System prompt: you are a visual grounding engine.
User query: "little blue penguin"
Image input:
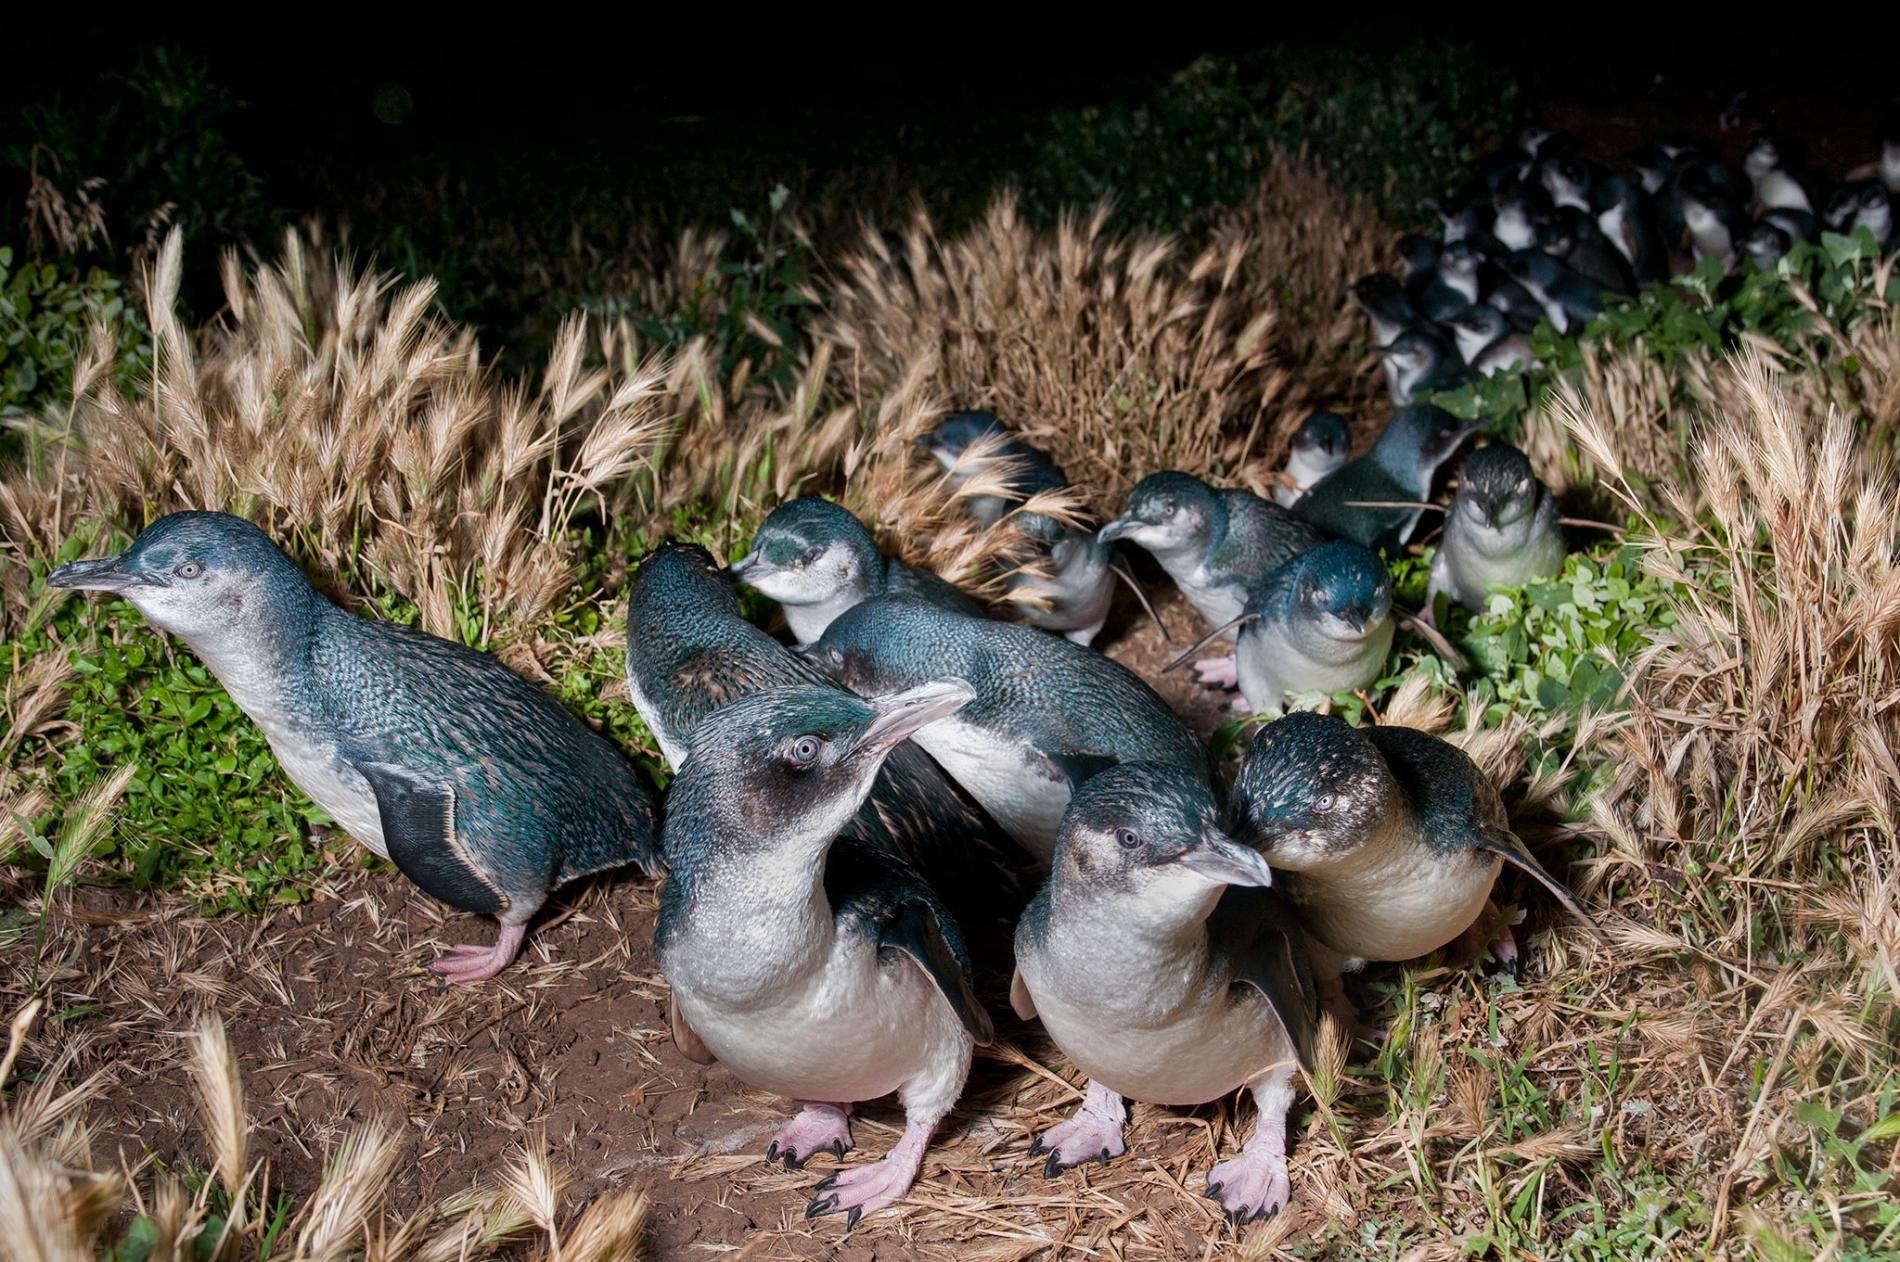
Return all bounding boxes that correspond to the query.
[1100,471,1323,686]
[1001,510,1120,647]
[1294,405,1480,554]
[918,409,1067,526]
[1427,445,1565,613]
[656,680,992,1226]
[1218,541,1395,720]
[1274,412,1351,508]
[1379,329,1465,404]
[1446,305,1535,378]
[1230,713,1603,1027]
[1011,763,1317,1225]
[49,511,659,983]
[730,497,982,644]
[803,595,1207,862]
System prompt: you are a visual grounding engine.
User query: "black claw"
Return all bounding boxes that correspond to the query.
[766,1141,780,1164]
[1043,1151,1065,1180]
[831,1139,846,1160]
[1027,1137,1046,1157]
[1205,1182,1224,1202]
[1098,1148,1112,1167]
[845,1207,863,1231]
[784,1149,807,1171]
[813,1172,841,1193]
[806,1195,835,1219]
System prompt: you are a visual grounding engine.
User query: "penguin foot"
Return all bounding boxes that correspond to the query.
[805,1118,933,1229]
[1027,1079,1128,1177]
[1488,922,1522,979]
[1204,1147,1291,1227]
[429,922,528,985]
[767,1102,853,1170]
[1190,654,1239,689]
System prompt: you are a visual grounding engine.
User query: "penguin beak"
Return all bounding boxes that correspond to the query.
[1342,606,1367,635]
[1177,825,1274,888]
[856,678,974,756]
[47,554,151,592]
[1096,517,1139,545]
[727,552,763,585]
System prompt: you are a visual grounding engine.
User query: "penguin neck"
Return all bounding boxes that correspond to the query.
[668,808,841,1007]
[1044,872,1221,989]
[163,583,331,715]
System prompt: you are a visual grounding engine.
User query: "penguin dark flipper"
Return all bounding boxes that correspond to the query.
[1211,890,1320,1073]
[880,897,995,1046]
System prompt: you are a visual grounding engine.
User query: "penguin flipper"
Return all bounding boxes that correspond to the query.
[881,898,996,1046]
[351,760,507,917]
[1043,750,1118,791]
[1212,888,1320,1073]
[1009,967,1037,1020]
[669,991,718,1065]
[1471,831,1607,941]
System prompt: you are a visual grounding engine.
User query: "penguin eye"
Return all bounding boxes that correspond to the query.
[1311,793,1338,817]
[174,561,205,580]
[1114,827,1140,850]
[1160,503,1177,520]
[786,735,824,767]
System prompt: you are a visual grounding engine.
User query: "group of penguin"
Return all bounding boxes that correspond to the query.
[1357,120,1900,405]
[49,380,1603,1230]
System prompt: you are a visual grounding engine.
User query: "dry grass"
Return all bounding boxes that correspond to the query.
[813,168,1381,515]
[0,228,673,643]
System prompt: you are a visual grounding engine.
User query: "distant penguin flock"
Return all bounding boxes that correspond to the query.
[61,108,1895,1237]
[1356,121,1900,403]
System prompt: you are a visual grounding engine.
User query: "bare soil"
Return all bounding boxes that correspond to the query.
[5,591,1338,1260]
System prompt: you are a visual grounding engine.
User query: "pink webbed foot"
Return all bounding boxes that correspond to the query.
[805,1118,934,1229]
[429,922,528,984]
[1453,899,1520,977]
[1192,653,1239,689]
[767,1102,853,1170]
[1205,1073,1295,1226]
[1028,1078,1128,1176]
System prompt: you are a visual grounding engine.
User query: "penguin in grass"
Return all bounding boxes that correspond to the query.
[50,511,658,983]
[1426,444,1565,614]
[1293,405,1480,556]
[803,594,1206,863]
[1230,713,1604,1031]
[1163,540,1394,720]
[656,680,992,1227]
[729,497,982,644]
[1100,471,1323,687]
[1274,412,1351,509]
[1011,762,1318,1225]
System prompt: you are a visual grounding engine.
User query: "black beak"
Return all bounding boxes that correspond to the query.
[1176,823,1275,888]
[1095,517,1141,545]
[1343,607,1367,635]
[47,554,150,593]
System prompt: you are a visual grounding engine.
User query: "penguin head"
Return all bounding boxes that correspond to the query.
[1630,144,1675,195]
[1394,234,1440,280]
[1052,762,1273,903]
[1744,133,1785,182]
[918,409,1005,470]
[678,680,974,851]
[1230,712,1394,870]
[47,511,315,645]
[629,543,741,620]
[1447,303,1509,344]
[803,596,960,699]
[1437,240,1480,285]
[1503,248,1563,290]
[1454,444,1542,532]
[1348,273,1411,322]
[1743,222,1792,273]
[1591,176,1639,216]
[1292,411,1349,464]
[1378,331,1443,377]
[1283,541,1391,641]
[729,497,878,610]
[1097,471,1217,556]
